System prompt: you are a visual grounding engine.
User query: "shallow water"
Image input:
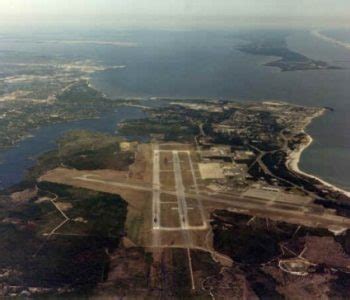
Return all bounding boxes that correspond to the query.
[0,107,146,189]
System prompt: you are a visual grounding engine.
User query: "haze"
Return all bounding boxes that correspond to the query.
[1,0,350,29]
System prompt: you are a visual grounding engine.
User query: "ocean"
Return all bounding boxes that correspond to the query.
[91,29,350,191]
[1,28,350,190]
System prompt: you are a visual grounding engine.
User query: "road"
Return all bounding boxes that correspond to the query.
[249,130,320,198]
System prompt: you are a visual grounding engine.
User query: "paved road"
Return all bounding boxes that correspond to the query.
[249,139,316,198]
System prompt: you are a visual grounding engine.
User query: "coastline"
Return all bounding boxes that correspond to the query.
[311,30,350,51]
[286,109,350,198]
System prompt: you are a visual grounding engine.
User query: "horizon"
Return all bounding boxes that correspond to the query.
[1,0,350,31]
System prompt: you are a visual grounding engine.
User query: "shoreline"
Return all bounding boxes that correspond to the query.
[311,30,350,51]
[286,109,350,198]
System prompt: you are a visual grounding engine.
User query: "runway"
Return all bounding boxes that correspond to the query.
[172,150,190,229]
[152,145,161,230]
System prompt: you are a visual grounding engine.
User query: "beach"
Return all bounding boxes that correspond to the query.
[311,30,350,51]
[286,109,350,198]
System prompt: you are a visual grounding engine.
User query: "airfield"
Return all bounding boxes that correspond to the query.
[41,142,350,253]
[39,141,350,291]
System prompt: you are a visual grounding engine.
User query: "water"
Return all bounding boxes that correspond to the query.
[1,29,350,190]
[286,31,350,190]
[91,30,280,99]
[91,30,350,190]
[0,107,146,189]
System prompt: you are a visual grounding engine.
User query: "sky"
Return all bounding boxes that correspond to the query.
[1,0,350,29]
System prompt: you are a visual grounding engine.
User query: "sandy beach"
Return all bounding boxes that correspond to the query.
[311,30,350,51]
[286,110,350,198]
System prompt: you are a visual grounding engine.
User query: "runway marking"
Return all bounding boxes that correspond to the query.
[74,149,207,231]
[60,173,350,230]
[152,145,161,230]
[158,150,190,153]
[187,151,207,229]
[187,248,196,290]
[74,175,152,192]
[68,147,350,232]
[173,150,190,229]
